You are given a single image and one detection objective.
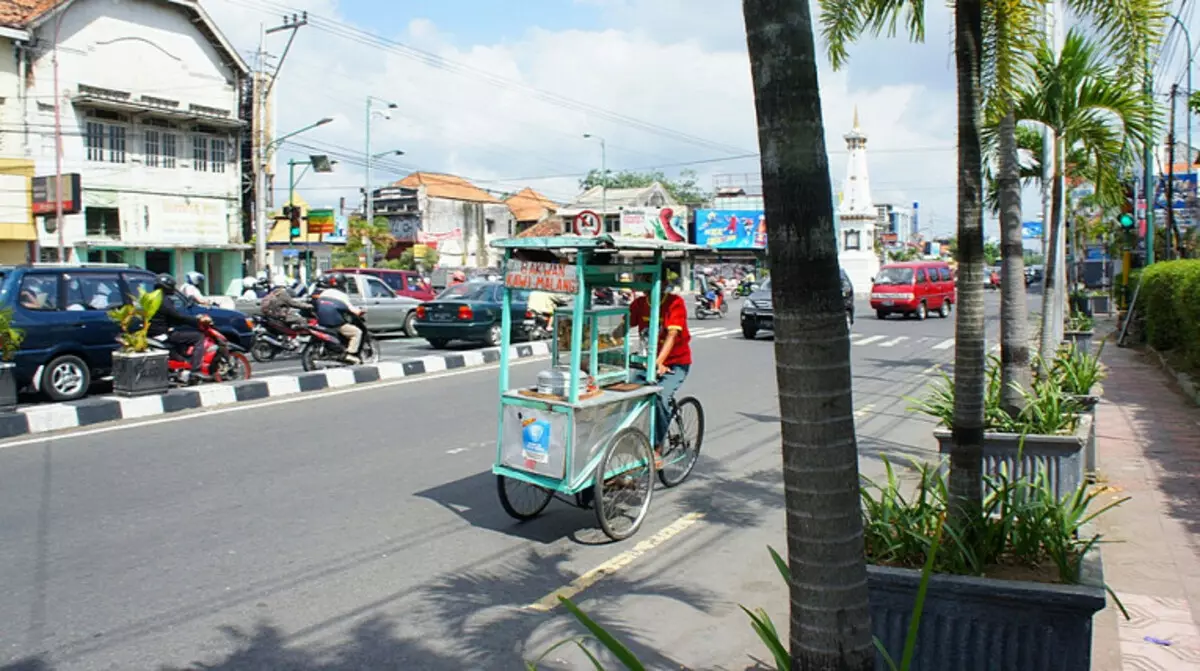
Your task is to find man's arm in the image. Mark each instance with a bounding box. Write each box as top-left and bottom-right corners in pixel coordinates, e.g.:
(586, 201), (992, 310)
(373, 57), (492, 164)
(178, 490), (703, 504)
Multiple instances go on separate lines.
(158, 296), (202, 328)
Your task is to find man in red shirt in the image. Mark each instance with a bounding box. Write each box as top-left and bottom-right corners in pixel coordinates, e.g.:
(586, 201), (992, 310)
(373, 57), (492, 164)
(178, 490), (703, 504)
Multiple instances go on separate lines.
(625, 271), (692, 452)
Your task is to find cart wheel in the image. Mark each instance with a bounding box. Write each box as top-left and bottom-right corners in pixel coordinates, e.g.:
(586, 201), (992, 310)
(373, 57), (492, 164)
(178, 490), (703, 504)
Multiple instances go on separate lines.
(593, 427), (655, 541)
(658, 396), (704, 487)
(497, 475), (553, 521)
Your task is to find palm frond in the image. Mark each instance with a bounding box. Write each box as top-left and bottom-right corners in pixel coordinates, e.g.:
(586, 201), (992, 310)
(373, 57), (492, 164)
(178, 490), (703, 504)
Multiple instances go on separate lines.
(1064, 0), (1169, 73)
(819, 0), (927, 70)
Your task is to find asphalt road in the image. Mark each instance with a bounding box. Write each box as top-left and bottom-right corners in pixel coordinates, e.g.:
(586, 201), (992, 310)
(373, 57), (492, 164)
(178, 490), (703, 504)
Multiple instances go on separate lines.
(0, 295), (1002, 670)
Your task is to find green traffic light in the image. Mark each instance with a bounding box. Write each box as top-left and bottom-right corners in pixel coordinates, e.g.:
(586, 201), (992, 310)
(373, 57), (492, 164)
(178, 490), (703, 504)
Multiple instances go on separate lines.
(1118, 214), (1135, 229)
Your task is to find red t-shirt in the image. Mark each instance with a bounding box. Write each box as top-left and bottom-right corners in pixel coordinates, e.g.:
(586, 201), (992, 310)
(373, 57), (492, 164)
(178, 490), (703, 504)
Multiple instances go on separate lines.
(629, 293), (692, 367)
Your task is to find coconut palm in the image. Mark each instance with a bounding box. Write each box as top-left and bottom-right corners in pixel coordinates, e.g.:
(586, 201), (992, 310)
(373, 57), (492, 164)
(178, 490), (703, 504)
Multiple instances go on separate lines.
(742, 1), (873, 667)
(1012, 29), (1153, 361)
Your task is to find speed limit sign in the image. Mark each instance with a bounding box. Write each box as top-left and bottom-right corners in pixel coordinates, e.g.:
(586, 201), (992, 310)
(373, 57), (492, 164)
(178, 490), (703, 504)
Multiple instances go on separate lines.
(573, 210), (602, 236)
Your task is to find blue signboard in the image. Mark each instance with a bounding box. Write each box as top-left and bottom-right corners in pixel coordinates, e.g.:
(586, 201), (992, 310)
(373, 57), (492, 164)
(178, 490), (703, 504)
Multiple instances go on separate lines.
(694, 209), (767, 249)
(1022, 221), (1043, 239)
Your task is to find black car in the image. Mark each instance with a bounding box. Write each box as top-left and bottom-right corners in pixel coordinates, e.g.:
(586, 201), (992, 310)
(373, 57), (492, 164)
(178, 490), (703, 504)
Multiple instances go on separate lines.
(414, 281), (532, 349)
(2, 265), (255, 401)
(739, 270), (855, 339)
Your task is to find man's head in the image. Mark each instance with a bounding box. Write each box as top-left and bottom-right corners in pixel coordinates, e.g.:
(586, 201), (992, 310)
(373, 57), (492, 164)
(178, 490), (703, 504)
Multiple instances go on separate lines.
(155, 273), (177, 295)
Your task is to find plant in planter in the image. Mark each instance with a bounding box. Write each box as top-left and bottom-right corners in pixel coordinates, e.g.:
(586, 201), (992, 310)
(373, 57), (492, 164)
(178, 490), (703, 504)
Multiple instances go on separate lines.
(1087, 289), (1112, 315)
(1052, 342), (1106, 479)
(0, 308), (25, 411)
(1065, 310), (1095, 354)
(108, 288), (169, 397)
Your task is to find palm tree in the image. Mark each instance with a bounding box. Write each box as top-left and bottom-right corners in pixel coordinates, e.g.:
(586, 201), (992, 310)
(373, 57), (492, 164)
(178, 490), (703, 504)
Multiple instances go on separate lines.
(1012, 29), (1152, 361)
(743, 1), (873, 667)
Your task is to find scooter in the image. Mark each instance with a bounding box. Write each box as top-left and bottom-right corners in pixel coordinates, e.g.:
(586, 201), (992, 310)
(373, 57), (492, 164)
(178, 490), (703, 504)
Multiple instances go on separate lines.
(695, 287), (728, 319)
(300, 312), (381, 371)
(734, 280), (759, 297)
(149, 324), (252, 385)
(250, 314), (312, 362)
(523, 310), (552, 340)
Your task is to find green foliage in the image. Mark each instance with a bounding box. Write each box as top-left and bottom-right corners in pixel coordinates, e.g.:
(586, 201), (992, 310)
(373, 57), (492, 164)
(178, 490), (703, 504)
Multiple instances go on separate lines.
(1066, 309), (1094, 332)
(888, 247), (922, 262)
(984, 241), (1001, 266)
(107, 288), (163, 353)
(332, 216), (396, 267)
(381, 247), (440, 271)
(0, 308), (24, 362)
(1052, 342), (1106, 396)
(1140, 259), (1200, 371)
(578, 168), (708, 205)
(861, 456), (1126, 584)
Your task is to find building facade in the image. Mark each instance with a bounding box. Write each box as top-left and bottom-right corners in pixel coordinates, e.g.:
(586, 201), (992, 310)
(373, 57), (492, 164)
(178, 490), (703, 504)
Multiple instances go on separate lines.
(837, 109), (880, 295)
(558, 183), (678, 236)
(395, 172), (515, 269)
(875, 202), (914, 249)
(4, 0), (249, 294)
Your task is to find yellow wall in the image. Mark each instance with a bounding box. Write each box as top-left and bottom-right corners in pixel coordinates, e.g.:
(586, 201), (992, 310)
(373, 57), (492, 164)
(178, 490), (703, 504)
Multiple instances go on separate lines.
(0, 158), (35, 243)
(0, 241), (28, 264)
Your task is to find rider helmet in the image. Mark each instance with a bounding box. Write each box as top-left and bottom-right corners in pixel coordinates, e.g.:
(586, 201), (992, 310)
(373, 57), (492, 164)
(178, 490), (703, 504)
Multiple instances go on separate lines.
(452, 270), (466, 283)
(155, 273), (177, 294)
(242, 276), (258, 292)
(328, 272), (347, 289)
(271, 274), (289, 289)
(184, 271), (205, 287)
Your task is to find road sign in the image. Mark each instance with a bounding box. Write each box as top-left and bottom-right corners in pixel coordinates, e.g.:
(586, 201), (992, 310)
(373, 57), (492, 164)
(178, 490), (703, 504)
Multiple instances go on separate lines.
(573, 210), (602, 236)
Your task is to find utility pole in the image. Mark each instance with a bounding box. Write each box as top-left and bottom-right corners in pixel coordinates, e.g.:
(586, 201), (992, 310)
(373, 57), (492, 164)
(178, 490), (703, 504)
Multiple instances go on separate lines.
(253, 13), (307, 277)
(1144, 54), (1156, 266)
(1168, 83), (1178, 259)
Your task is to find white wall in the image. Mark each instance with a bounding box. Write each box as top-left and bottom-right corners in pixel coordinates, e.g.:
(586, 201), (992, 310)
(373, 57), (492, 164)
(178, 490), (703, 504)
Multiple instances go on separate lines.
(421, 193), (514, 268)
(25, 0), (243, 250)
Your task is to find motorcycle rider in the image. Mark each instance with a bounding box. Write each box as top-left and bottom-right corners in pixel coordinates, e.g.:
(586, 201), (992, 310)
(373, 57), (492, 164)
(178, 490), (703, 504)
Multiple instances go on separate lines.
(313, 273), (365, 364)
(239, 276), (260, 300)
(260, 275), (311, 329)
(148, 273), (212, 384)
(448, 270), (467, 287)
(179, 272), (211, 306)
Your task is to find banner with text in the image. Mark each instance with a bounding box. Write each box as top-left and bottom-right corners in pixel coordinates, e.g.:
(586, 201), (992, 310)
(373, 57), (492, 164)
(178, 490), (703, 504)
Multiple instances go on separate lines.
(694, 209), (767, 249)
(504, 260), (579, 294)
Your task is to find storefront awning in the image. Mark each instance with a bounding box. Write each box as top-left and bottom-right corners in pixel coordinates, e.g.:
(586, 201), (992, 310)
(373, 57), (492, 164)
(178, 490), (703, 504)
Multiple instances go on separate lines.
(72, 91), (245, 130)
(78, 239), (250, 251)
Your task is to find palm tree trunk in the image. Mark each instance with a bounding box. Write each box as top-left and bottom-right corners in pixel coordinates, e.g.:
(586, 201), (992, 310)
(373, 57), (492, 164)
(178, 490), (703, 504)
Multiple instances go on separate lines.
(949, 0), (986, 517)
(742, 1), (872, 668)
(1039, 146), (1065, 360)
(997, 109), (1030, 415)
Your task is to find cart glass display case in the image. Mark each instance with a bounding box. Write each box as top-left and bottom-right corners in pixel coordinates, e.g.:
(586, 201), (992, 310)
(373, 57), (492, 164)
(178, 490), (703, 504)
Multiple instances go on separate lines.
(551, 307), (631, 387)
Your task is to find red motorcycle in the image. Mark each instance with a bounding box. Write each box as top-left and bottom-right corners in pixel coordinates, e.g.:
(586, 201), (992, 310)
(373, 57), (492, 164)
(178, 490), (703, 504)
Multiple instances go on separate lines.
(150, 323), (252, 385)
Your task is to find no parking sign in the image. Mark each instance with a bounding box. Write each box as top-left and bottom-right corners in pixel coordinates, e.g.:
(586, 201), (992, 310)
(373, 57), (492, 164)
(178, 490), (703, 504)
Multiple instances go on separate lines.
(573, 210), (602, 236)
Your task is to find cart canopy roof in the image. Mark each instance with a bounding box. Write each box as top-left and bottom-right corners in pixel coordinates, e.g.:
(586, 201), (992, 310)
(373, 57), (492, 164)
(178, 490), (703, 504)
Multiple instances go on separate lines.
(490, 235), (702, 253)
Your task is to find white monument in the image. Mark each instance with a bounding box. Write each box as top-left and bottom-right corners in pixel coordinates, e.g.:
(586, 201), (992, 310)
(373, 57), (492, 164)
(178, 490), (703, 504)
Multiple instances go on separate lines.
(837, 108), (881, 296)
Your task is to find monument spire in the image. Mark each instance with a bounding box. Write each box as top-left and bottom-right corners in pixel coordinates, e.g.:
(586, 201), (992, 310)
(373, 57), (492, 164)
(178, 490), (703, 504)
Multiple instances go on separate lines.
(835, 109), (880, 296)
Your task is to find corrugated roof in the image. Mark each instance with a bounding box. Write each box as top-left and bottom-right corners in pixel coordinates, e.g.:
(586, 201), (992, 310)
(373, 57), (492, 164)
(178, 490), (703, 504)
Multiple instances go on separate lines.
(396, 172), (499, 204)
(505, 187), (558, 222)
(516, 218), (563, 238)
(558, 182), (679, 213)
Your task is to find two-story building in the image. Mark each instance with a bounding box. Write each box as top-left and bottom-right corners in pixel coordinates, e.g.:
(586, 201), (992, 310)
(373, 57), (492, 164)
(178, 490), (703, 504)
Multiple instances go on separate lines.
(395, 172), (515, 268)
(2, 0), (249, 294)
(0, 19), (35, 263)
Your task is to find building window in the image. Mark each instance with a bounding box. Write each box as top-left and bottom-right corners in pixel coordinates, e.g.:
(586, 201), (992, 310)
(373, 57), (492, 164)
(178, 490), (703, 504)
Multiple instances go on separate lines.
(108, 126), (126, 163)
(163, 133), (177, 168)
(843, 230), (861, 251)
(604, 215), (619, 234)
(85, 207), (120, 238)
(192, 136), (208, 171)
(86, 122), (105, 161)
(144, 129), (160, 167)
(87, 249), (125, 264)
(485, 217), (496, 235)
(210, 138), (226, 173)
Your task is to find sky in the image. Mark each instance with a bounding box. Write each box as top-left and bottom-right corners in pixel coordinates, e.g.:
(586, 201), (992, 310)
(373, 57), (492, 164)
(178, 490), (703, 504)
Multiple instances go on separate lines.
(198, 0), (1198, 242)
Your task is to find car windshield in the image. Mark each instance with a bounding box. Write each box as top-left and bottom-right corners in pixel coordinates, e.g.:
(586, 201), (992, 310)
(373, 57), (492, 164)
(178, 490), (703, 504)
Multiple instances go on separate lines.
(758, 279), (770, 293)
(438, 283), (497, 302)
(875, 267), (914, 285)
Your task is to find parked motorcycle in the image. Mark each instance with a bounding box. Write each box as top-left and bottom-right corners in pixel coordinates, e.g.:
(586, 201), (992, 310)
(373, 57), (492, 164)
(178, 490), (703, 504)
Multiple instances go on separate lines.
(250, 314), (311, 362)
(149, 324), (252, 385)
(300, 313), (380, 371)
(694, 287), (728, 319)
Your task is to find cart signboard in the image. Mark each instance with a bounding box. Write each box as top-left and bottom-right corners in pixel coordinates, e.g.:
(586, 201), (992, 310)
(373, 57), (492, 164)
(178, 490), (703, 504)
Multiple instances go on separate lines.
(501, 406), (568, 478)
(505, 260), (579, 294)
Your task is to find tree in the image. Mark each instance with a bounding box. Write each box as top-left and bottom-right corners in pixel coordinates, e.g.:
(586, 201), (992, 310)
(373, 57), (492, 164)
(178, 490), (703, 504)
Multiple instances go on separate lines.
(383, 247), (440, 271)
(743, 1), (872, 667)
(332, 216), (395, 268)
(984, 240), (1001, 266)
(578, 168), (709, 205)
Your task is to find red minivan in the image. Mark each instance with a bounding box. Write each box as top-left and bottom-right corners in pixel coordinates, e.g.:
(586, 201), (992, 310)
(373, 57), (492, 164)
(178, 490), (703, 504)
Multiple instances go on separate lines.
(869, 261), (956, 320)
(335, 268), (435, 301)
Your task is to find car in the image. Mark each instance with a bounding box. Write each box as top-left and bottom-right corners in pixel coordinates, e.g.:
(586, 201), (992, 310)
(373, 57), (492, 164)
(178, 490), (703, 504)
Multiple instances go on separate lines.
(235, 274), (422, 337)
(414, 281), (533, 348)
(3, 264), (255, 402)
(869, 261), (956, 320)
(740, 270), (855, 339)
(334, 268), (435, 302)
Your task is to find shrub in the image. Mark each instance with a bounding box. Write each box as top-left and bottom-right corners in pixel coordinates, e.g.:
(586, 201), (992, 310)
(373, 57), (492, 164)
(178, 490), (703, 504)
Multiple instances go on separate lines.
(1140, 260), (1200, 370)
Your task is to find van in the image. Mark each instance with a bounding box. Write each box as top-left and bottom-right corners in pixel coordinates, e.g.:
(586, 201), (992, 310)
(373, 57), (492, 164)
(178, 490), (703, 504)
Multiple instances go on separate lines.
(869, 261), (956, 320)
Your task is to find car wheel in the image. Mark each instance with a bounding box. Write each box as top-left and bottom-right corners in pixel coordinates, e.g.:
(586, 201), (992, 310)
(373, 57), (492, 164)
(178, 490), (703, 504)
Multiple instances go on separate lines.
(403, 310), (419, 338)
(915, 302), (927, 320)
(427, 338), (450, 349)
(485, 324), (503, 347)
(43, 354), (90, 401)
(742, 325), (757, 339)
(937, 301), (951, 318)
(876, 310), (888, 320)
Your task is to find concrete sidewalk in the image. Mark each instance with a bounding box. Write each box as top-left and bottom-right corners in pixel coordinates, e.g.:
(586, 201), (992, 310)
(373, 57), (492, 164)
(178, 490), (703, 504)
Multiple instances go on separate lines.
(1091, 338), (1200, 670)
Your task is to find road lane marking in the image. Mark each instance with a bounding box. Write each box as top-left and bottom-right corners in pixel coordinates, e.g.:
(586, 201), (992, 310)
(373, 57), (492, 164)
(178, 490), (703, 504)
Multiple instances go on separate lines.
(525, 512), (706, 613)
(878, 336), (909, 348)
(854, 335), (886, 346)
(0, 356), (550, 450)
(446, 448), (468, 454)
(933, 338), (955, 350)
(854, 403), (875, 418)
(694, 327), (742, 339)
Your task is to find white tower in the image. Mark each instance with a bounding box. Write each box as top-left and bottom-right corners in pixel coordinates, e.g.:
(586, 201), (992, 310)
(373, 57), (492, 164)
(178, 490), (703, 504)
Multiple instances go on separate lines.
(837, 107), (881, 295)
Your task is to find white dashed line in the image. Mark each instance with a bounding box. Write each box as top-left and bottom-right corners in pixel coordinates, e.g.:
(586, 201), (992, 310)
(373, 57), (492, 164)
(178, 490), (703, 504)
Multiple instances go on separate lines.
(933, 338), (955, 350)
(878, 336), (909, 348)
(854, 335), (886, 346)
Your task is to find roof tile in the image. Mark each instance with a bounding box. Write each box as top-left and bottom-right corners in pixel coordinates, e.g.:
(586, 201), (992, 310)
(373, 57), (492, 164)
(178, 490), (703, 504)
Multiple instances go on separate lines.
(504, 187), (558, 222)
(395, 172), (499, 204)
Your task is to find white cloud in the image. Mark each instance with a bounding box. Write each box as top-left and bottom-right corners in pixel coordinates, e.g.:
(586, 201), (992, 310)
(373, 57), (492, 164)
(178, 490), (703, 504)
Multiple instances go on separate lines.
(203, 0), (964, 235)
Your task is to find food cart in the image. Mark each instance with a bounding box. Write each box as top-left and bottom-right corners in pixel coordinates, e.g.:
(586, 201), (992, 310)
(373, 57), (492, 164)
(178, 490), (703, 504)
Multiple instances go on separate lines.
(491, 235), (705, 541)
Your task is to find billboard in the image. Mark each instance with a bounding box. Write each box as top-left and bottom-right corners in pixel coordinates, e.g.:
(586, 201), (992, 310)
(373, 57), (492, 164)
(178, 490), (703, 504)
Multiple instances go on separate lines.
(1154, 173), (1197, 226)
(32, 174), (81, 215)
(694, 209), (766, 249)
(618, 207), (687, 242)
(1022, 221), (1043, 239)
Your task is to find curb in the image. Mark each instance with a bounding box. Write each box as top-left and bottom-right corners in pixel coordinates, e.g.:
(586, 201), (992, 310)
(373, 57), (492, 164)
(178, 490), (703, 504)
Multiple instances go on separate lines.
(1148, 347), (1200, 408)
(0, 341), (551, 441)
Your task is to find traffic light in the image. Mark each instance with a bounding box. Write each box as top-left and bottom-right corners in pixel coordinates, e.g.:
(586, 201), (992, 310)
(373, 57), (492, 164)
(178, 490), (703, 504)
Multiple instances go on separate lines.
(287, 205), (301, 240)
(1119, 213), (1136, 230)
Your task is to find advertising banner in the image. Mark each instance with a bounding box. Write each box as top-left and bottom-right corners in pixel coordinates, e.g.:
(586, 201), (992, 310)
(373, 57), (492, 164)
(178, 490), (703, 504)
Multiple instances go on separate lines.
(1155, 173), (1198, 226)
(307, 209), (336, 235)
(619, 207), (687, 242)
(504, 260), (579, 294)
(694, 209), (766, 249)
(1022, 221), (1043, 239)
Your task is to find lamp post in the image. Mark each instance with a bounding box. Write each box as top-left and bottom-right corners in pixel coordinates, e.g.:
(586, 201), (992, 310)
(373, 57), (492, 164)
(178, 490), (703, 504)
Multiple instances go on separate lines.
(1167, 13), (1192, 259)
(364, 96), (398, 267)
(583, 133), (607, 228)
(256, 116), (333, 275)
(285, 154), (335, 282)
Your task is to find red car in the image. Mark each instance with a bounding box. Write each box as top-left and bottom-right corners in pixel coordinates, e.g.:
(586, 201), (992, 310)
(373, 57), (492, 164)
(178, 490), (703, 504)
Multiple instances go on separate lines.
(334, 268), (435, 301)
(870, 261), (957, 320)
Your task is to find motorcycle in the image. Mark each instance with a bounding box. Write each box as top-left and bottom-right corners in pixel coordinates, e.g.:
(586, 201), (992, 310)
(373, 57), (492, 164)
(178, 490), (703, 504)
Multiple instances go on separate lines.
(148, 324), (252, 385)
(250, 314), (312, 362)
(300, 312), (381, 371)
(694, 287), (729, 319)
(523, 310), (552, 340)
(734, 280), (758, 297)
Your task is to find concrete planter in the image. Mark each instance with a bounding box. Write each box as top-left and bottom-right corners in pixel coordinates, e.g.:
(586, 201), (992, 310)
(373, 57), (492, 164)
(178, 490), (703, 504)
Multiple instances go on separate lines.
(0, 361), (16, 411)
(935, 413), (1091, 500)
(1069, 395), (1099, 481)
(1064, 330), (1094, 355)
(868, 542), (1106, 670)
(1088, 294), (1111, 315)
(112, 350), (169, 397)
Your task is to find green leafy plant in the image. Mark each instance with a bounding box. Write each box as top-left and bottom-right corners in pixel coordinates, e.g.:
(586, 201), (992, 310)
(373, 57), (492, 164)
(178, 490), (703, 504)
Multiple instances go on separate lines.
(1066, 309), (1094, 332)
(107, 288), (163, 353)
(1052, 341), (1107, 396)
(0, 307), (25, 362)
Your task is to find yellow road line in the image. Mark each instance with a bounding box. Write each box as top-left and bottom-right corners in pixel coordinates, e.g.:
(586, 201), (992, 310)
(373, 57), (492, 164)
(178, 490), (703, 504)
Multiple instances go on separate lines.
(525, 511), (706, 613)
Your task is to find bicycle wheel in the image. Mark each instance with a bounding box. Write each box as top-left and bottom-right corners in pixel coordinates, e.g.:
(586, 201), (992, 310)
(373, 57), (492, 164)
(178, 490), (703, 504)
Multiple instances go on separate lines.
(593, 427), (655, 541)
(658, 396), (704, 487)
(497, 475), (553, 521)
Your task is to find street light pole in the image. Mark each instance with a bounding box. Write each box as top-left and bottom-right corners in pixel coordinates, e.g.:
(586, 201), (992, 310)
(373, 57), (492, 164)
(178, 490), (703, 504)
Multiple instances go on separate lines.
(583, 134), (607, 229)
(257, 117), (333, 273)
(363, 96), (398, 268)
